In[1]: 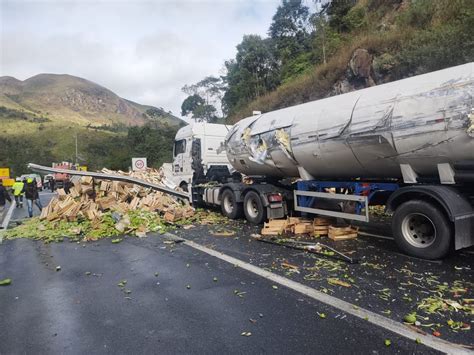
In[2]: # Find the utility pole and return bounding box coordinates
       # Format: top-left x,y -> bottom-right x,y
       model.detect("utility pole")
75,133 -> 78,166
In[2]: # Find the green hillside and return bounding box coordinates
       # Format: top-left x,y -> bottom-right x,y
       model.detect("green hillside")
0,73 -> 182,127
0,74 -> 184,176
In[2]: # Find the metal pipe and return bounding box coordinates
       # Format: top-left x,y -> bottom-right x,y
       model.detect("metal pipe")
27,163 -> 190,200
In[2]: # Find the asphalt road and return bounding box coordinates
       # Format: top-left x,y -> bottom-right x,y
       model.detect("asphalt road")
0,193 -> 472,354
1,234 -> 438,354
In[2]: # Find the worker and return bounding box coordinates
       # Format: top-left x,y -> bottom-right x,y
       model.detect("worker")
25,178 -> 43,217
12,178 -> 25,208
64,178 -> 72,194
0,179 -> 12,220
50,177 -> 55,192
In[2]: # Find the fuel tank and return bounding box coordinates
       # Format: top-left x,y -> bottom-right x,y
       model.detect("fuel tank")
225,62 -> 474,180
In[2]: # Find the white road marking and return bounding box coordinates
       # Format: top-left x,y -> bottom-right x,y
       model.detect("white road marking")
0,201 -> 16,242
166,233 -> 472,354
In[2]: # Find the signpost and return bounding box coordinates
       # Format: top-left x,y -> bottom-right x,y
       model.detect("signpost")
132,158 -> 147,171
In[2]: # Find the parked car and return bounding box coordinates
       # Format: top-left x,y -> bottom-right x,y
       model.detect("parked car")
20,174 -> 43,190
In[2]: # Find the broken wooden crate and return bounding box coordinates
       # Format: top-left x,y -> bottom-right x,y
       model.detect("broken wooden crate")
328,225 -> 359,241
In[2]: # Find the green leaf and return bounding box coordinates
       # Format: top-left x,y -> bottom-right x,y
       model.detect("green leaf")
272,285 -> 278,290
0,278 -> 12,286
111,238 -> 122,244
117,280 -> 127,288
403,312 -> 417,324
384,339 -> 391,347
317,312 -> 326,319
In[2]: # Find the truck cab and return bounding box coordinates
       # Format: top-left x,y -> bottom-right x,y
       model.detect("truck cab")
170,122 -> 233,190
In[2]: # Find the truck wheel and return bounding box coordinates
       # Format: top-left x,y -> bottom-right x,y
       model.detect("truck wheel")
392,200 -> 452,260
243,191 -> 267,225
179,182 -> 188,192
221,189 -> 243,219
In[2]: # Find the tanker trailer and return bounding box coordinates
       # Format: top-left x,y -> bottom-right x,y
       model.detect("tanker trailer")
220,62 -> 473,259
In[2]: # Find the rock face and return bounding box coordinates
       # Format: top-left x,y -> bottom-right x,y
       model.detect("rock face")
0,74 -> 181,127
349,49 -> 375,82
333,48 -> 377,95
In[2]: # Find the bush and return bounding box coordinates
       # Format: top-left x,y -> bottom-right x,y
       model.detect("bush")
343,6 -> 368,31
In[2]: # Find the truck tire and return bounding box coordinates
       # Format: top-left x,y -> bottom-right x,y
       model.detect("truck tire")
243,191 -> 267,225
221,189 -> 243,219
179,182 -> 188,192
392,200 -> 452,260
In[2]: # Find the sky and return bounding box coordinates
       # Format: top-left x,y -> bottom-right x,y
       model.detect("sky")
0,0 -> 282,118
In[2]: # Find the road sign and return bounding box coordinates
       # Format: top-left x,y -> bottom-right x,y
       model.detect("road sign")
132,158 -> 147,171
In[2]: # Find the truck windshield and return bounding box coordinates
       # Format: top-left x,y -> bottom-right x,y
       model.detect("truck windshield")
174,139 -> 186,156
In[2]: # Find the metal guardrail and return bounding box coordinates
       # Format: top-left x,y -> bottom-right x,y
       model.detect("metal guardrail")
27,163 -> 190,200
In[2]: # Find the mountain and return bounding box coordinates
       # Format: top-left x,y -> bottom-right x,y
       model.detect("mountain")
0,73 -> 182,127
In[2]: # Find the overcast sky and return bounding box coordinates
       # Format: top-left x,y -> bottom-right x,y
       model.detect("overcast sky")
0,0 -> 282,117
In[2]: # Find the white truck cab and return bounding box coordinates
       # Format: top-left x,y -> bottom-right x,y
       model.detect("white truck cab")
170,122 -> 233,190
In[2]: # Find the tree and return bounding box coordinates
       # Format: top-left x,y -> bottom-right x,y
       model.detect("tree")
181,75 -> 224,122
321,0 -> 357,32
181,94 -> 205,117
222,35 -> 280,115
268,0 -> 311,80
180,93 -> 218,122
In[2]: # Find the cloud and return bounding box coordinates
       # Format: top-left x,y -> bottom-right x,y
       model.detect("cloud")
0,0 -> 280,117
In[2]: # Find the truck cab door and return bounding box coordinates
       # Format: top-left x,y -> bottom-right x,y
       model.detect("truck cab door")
182,137 -> 193,176
172,139 -> 187,175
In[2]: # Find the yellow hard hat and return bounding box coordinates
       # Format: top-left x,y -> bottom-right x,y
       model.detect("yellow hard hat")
27,178 -> 33,183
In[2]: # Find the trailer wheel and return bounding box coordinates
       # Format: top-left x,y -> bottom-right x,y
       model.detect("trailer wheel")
243,191 -> 267,225
221,189 -> 243,219
392,200 -> 452,260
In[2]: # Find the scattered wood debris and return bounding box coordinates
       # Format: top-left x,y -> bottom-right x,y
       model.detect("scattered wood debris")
260,216 -> 356,241
328,225 -> 359,241
40,171 -> 194,224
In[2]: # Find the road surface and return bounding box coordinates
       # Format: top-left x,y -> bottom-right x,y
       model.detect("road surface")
0,192 -> 472,354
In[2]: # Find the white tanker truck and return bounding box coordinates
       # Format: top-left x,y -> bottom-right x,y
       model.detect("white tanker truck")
29,62 -> 474,260
174,62 -> 474,260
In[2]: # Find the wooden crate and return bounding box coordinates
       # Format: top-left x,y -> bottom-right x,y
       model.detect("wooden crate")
312,217 -> 334,236
292,222 -> 314,234
328,225 -> 359,241
261,219 -> 287,235
313,225 -> 329,236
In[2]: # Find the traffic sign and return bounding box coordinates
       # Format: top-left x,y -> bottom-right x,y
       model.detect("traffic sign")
132,158 -> 147,171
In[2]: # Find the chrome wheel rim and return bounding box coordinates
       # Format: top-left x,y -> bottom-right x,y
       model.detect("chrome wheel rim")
223,194 -> 234,214
401,213 -> 436,248
246,197 -> 259,219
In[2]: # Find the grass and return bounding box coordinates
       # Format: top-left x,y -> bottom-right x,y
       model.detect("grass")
229,29 -> 410,123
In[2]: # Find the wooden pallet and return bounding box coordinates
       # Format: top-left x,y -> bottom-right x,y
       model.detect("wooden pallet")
328,225 -> 359,241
